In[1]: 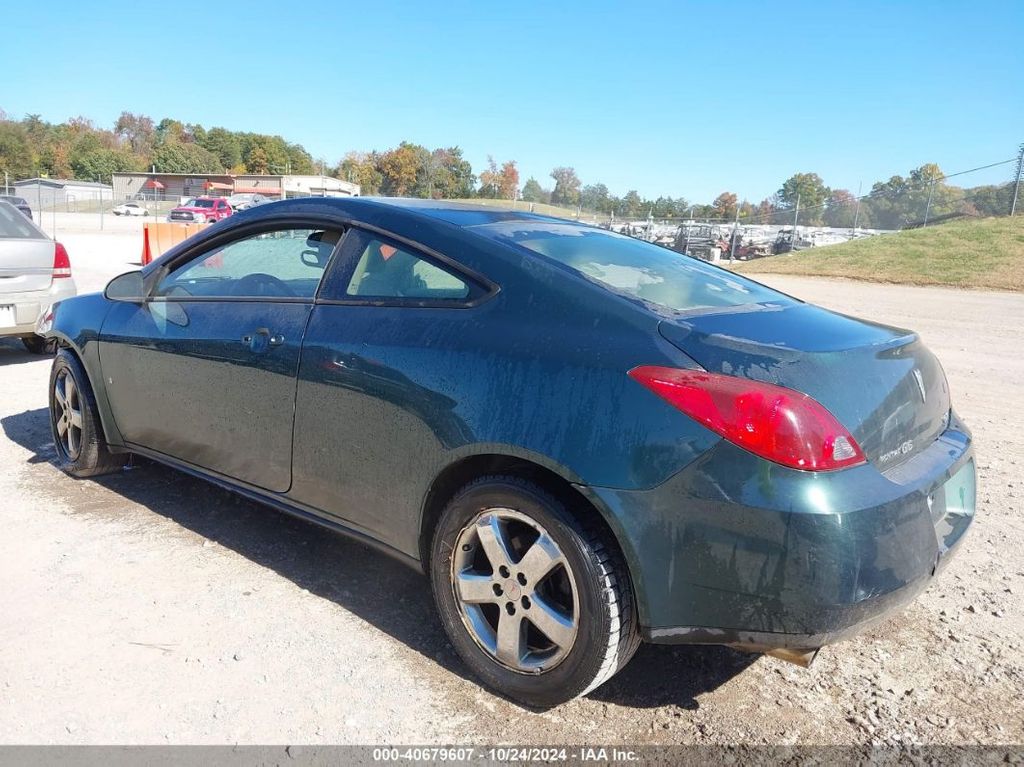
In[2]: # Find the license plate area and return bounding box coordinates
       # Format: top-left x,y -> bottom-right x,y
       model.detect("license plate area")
0,304 -> 14,327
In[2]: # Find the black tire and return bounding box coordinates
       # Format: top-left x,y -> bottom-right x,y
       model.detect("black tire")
22,334 -> 55,355
48,349 -> 125,478
430,475 -> 640,708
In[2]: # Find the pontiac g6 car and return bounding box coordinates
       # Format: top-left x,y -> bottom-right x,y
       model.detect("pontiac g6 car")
42,198 -> 975,707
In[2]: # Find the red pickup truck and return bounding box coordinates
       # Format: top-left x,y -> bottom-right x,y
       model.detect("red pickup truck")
167,197 -> 233,224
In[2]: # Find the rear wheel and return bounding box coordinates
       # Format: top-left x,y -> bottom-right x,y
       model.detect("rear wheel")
430,476 -> 639,708
49,350 -> 125,477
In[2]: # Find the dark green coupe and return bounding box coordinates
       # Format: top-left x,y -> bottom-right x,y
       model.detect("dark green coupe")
42,198 -> 975,707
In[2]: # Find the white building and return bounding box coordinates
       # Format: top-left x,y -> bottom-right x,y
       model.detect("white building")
14,178 -> 113,210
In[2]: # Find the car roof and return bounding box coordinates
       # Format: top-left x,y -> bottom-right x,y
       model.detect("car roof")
254,196 -> 570,229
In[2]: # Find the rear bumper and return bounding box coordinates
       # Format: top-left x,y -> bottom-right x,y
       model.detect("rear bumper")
583,415 -> 975,651
0,280 -> 77,337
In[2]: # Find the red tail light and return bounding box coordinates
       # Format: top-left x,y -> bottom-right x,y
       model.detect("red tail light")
628,365 -> 866,471
52,242 -> 72,279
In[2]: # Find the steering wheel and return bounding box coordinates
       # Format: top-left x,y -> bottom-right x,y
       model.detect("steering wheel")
231,272 -> 295,298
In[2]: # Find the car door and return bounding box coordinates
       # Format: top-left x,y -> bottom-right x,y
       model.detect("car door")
289,228 -> 491,548
99,225 -> 344,492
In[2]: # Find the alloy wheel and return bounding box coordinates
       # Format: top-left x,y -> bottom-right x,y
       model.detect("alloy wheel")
451,508 -> 579,674
53,369 -> 83,460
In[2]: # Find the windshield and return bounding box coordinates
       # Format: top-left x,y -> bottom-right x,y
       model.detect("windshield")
189,199 -> 216,208
477,222 -> 792,314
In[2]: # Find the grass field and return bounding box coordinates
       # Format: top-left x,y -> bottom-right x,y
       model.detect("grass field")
736,216 -> 1024,291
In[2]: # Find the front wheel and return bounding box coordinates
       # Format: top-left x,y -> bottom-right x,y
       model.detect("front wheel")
49,350 -> 125,477
430,476 -> 640,708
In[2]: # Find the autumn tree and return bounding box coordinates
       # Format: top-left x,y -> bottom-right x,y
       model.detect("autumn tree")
337,151 -> 382,195
497,160 -> 519,200
823,188 -> 859,227
550,166 -> 581,206
114,112 -> 154,154
377,142 -> 424,196
478,156 -> 502,198
712,191 -> 738,221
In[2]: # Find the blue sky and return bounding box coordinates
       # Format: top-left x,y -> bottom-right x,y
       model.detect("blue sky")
4,1 -> 1022,201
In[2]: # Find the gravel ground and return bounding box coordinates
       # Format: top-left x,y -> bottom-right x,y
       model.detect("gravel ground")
1,221 -> 1021,746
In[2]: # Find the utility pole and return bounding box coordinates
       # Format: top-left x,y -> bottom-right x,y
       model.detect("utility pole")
3,171 -> 8,196
923,180 -> 935,227
853,181 -> 862,230
793,193 -> 801,230
1012,143 -> 1024,216
729,205 -> 740,261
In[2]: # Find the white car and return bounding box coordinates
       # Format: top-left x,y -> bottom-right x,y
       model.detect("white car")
225,193 -> 268,211
0,201 -> 77,353
112,202 -> 149,216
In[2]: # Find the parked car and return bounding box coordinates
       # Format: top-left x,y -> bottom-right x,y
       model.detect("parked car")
112,202 -> 149,217
167,197 -> 232,224
0,200 -> 75,353
42,198 -> 975,707
226,193 -> 269,211
0,194 -> 34,220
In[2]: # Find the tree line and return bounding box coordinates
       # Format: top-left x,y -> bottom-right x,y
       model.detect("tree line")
0,110 -> 1015,227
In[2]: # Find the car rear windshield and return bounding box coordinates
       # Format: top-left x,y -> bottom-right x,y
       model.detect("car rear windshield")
0,201 -> 44,239
476,221 -> 791,314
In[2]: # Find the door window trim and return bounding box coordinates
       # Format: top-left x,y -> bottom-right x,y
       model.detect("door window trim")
316,226 -> 497,309
147,220 -> 349,304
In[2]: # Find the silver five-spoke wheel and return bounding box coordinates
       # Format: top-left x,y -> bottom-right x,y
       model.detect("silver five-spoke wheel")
451,508 -> 579,674
52,368 -> 83,460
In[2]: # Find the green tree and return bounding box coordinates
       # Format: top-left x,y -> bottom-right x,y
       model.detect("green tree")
152,142 -> 221,174
778,172 -> 830,225
580,183 -> 609,212
521,177 -> 548,203
550,166 -> 581,206
0,122 -> 34,179
199,127 -> 243,171
621,190 -> 642,217
70,147 -> 141,181
428,147 -> 475,198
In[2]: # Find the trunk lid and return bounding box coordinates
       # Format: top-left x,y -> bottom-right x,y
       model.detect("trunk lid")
658,302 -> 951,471
0,203 -> 54,294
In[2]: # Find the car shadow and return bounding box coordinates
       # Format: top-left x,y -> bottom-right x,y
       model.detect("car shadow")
1,405 -> 755,711
0,338 -> 49,366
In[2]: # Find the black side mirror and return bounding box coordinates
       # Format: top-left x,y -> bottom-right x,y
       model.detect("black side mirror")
105,270 -> 146,302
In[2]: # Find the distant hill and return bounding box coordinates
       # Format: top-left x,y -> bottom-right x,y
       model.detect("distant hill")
736,216 -> 1024,291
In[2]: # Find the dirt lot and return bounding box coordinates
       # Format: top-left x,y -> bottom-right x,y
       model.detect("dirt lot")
1,220 -> 1022,745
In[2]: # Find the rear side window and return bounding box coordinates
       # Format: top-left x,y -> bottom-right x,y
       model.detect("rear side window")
0,202 -> 44,239
345,235 -> 470,301
477,221 -> 790,314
